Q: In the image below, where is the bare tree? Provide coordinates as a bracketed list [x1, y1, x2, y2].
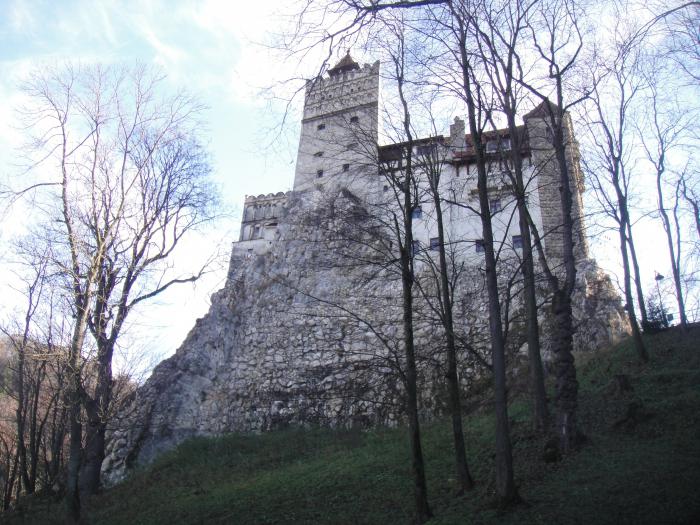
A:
[639, 78, 696, 329]
[513, 0, 591, 452]
[579, 3, 649, 360]
[12, 63, 217, 519]
[376, 29, 433, 521]
[0, 240, 73, 507]
[468, 0, 550, 432]
[412, 133, 475, 494]
[465, 40, 519, 509]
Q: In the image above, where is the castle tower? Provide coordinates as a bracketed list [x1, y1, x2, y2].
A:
[524, 101, 589, 265]
[293, 53, 380, 194]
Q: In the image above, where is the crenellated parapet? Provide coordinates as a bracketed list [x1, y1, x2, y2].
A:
[293, 54, 380, 194]
[238, 191, 290, 247]
[302, 60, 380, 122]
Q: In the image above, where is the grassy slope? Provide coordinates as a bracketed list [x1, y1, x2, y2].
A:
[8, 326, 700, 524]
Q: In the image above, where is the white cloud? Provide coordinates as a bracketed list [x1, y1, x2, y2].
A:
[8, 0, 36, 33]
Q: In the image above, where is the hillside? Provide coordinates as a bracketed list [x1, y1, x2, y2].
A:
[6, 325, 700, 524]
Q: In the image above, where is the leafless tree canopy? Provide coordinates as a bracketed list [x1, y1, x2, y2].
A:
[2, 62, 218, 516]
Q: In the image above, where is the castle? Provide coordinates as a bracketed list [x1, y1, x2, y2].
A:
[101, 54, 629, 485]
[236, 53, 587, 267]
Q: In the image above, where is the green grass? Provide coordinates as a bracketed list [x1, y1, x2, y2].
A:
[7, 326, 700, 524]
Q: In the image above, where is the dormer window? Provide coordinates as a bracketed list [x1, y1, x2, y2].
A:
[350, 116, 359, 123]
[314, 151, 324, 157]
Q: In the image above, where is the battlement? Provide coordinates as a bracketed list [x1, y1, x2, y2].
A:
[237, 191, 291, 249]
[244, 191, 290, 206]
[305, 61, 380, 93]
[302, 60, 380, 122]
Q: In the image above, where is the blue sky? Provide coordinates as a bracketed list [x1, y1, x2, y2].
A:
[0, 0, 308, 371]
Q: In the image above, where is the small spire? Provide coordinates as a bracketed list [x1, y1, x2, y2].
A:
[328, 51, 360, 76]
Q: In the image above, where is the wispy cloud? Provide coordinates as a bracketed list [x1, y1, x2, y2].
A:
[7, 0, 36, 33]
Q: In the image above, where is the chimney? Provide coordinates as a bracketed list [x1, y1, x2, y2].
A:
[450, 116, 466, 150]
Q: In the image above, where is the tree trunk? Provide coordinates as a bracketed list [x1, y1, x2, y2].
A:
[79, 341, 114, 496]
[394, 54, 432, 522]
[65, 316, 89, 522]
[3, 450, 19, 510]
[15, 346, 31, 496]
[401, 255, 432, 523]
[506, 110, 549, 432]
[626, 221, 648, 327]
[657, 174, 688, 329]
[47, 402, 67, 491]
[66, 374, 83, 522]
[618, 216, 649, 362]
[79, 417, 106, 498]
[547, 103, 582, 452]
[551, 289, 578, 452]
[457, 25, 519, 506]
[434, 195, 474, 494]
[519, 209, 549, 431]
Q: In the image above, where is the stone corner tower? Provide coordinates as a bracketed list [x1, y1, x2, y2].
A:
[524, 101, 589, 265]
[293, 53, 380, 195]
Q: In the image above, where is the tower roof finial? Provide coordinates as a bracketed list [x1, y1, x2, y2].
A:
[328, 51, 360, 77]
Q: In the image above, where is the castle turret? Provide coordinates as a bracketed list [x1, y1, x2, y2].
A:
[524, 101, 589, 266]
[293, 53, 380, 194]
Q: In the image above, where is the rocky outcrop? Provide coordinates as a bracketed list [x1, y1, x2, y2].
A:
[102, 194, 630, 487]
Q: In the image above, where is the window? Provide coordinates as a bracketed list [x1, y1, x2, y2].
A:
[490, 198, 502, 213]
[347, 142, 358, 150]
[430, 237, 440, 251]
[411, 206, 423, 219]
[317, 169, 324, 178]
[350, 116, 359, 123]
[383, 184, 389, 192]
[411, 240, 421, 257]
[342, 163, 350, 172]
[317, 123, 326, 130]
[417, 144, 436, 156]
[475, 239, 485, 253]
[513, 235, 523, 250]
[314, 151, 324, 157]
[485, 138, 511, 153]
